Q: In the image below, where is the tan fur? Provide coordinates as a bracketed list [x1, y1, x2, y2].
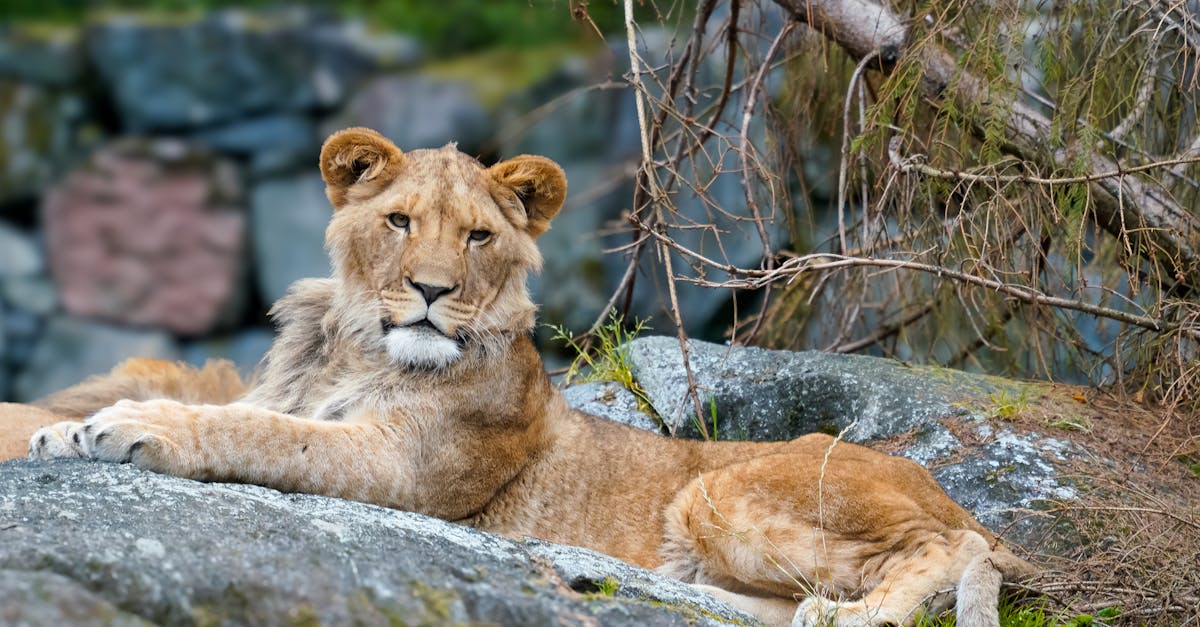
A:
[19, 129, 1033, 626]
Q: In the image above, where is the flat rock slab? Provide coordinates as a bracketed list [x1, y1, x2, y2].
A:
[0, 460, 753, 627]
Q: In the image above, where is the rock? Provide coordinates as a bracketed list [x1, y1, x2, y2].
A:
[0, 81, 85, 207]
[623, 336, 1079, 547]
[192, 113, 318, 177]
[0, 460, 752, 626]
[249, 174, 332, 304]
[0, 23, 84, 86]
[42, 139, 246, 335]
[0, 570, 151, 627]
[1, 306, 40, 371]
[182, 327, 275, 377]
[915, 423, 1078, 547]
[1, 276, 57, 316]
[0, 221, 42, 277]
[86, 8, 419, 132]
[323, 75, 490, 153]
[561, 381, 661, 434]
[0, 299, 6, 399]
[628, 335, 1019, 441]
[12, 316, 179, 403]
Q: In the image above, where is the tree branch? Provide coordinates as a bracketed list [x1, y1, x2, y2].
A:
[775, 0, 1200, 294]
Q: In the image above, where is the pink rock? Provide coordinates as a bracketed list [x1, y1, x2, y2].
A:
[43, 139, 245, 335]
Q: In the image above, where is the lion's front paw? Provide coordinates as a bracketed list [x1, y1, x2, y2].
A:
[793, 597, 877, 627]
[78, 399, 196, 472]
[29, 421, 88, 459]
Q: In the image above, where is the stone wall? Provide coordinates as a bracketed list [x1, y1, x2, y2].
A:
[0, 8, 787, 402]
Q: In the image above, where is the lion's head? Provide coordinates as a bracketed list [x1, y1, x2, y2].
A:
[318, 127, 566, 370]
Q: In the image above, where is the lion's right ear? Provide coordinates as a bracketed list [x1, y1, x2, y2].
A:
[319, 127, 404, 209]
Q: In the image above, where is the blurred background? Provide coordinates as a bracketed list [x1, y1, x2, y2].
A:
[0, 0, 723, 401]
[2, 0, 1197, 411]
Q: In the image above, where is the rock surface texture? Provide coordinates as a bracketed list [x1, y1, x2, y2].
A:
[0, 460, 750, 627]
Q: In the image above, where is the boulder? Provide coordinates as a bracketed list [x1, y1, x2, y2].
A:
[12, 316, 179, 403]
[560, 380, 660, 433]
[85, 8, 419, 132]
[322, 75, 490, 154]
[0, 459, 751, 627]
[249, 174, 332, 304]
[42, 139, 246, 335]
[0, 23, 84, 86]
[0, 221, 42, 278]
[0, 81, 84, 207]
[192, 113, 318, 177]
[624, 336, 1077, 547]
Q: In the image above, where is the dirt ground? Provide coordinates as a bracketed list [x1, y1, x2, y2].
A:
[1002, 385, 1199, 625]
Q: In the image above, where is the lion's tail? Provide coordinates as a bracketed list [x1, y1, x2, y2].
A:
[34, 358, 249, 420]
[954, 545, 1036, 627]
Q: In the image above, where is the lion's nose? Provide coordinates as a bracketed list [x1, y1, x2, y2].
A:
[407, 278, 456, 305]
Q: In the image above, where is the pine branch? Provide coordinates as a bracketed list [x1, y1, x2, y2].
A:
[775, 0, 1200, 294]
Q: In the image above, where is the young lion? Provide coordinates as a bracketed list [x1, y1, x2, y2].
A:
[24, 128, 1032, 626]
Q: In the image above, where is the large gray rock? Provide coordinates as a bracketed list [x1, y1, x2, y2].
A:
[192, 113, 317, 177]
[628, 336, 1018, 441]
[0, 460, 752, 627]
[561, 380, 661, 434]
[13, 317, 179, 402]
[249, 174, 333, 304]
[624, 336, 1077, 548]
[86, 9, 419, 132]
[0, 221, 42, 278]
[323, 75, 491, 153]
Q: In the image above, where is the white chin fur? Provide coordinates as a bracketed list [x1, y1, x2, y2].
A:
[385, 327, 462, 369]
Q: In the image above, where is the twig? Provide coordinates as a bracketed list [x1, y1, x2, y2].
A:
[888, 136, 1200, 186]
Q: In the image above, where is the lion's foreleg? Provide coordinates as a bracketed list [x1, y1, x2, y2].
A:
[29, 399, 410, 506]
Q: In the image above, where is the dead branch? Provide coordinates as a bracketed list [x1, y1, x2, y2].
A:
[775, 0, 1200, 294]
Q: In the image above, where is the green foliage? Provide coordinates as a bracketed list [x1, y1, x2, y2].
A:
[2, 0, 632, 53]
[595, 576, 620, 597]
[986, 387, 1032, 420]
[690, 396, 719, 442]
[912, 600, 1119, 627]
[549, 311, 655, 417]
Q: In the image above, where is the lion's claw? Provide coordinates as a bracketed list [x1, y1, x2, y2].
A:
[29, 399, 192, 472]
[28, 421, 88, 459]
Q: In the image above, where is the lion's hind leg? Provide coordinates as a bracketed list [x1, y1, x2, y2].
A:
[791, 529, 993, 626]
[659, 455, 1002, 626]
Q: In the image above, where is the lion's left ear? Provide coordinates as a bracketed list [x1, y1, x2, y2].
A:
[488, 155, 567, 237]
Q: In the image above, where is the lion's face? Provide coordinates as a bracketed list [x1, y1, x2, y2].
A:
[318, 128, 566, 369]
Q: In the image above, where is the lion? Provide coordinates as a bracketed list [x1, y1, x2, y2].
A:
[12, 127, 1033, 626]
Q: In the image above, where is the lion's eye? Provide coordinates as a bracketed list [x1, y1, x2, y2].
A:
[468, 229, 492, 243]
[387, 213, 410, 231]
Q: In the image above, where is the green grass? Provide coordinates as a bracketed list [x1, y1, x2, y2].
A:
[690, 396, 720, 441]
[912, 600, 1120, 627]
[986, 387, 1033, 420]
[550, 311, 656, 419]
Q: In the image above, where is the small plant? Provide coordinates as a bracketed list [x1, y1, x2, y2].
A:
[986, 387, 1032, 420]
[595, 576, 620, 597]
[549, 311, 655, 417]
[1044, 413, 1093, 433]
[691, 396, 719, 441]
